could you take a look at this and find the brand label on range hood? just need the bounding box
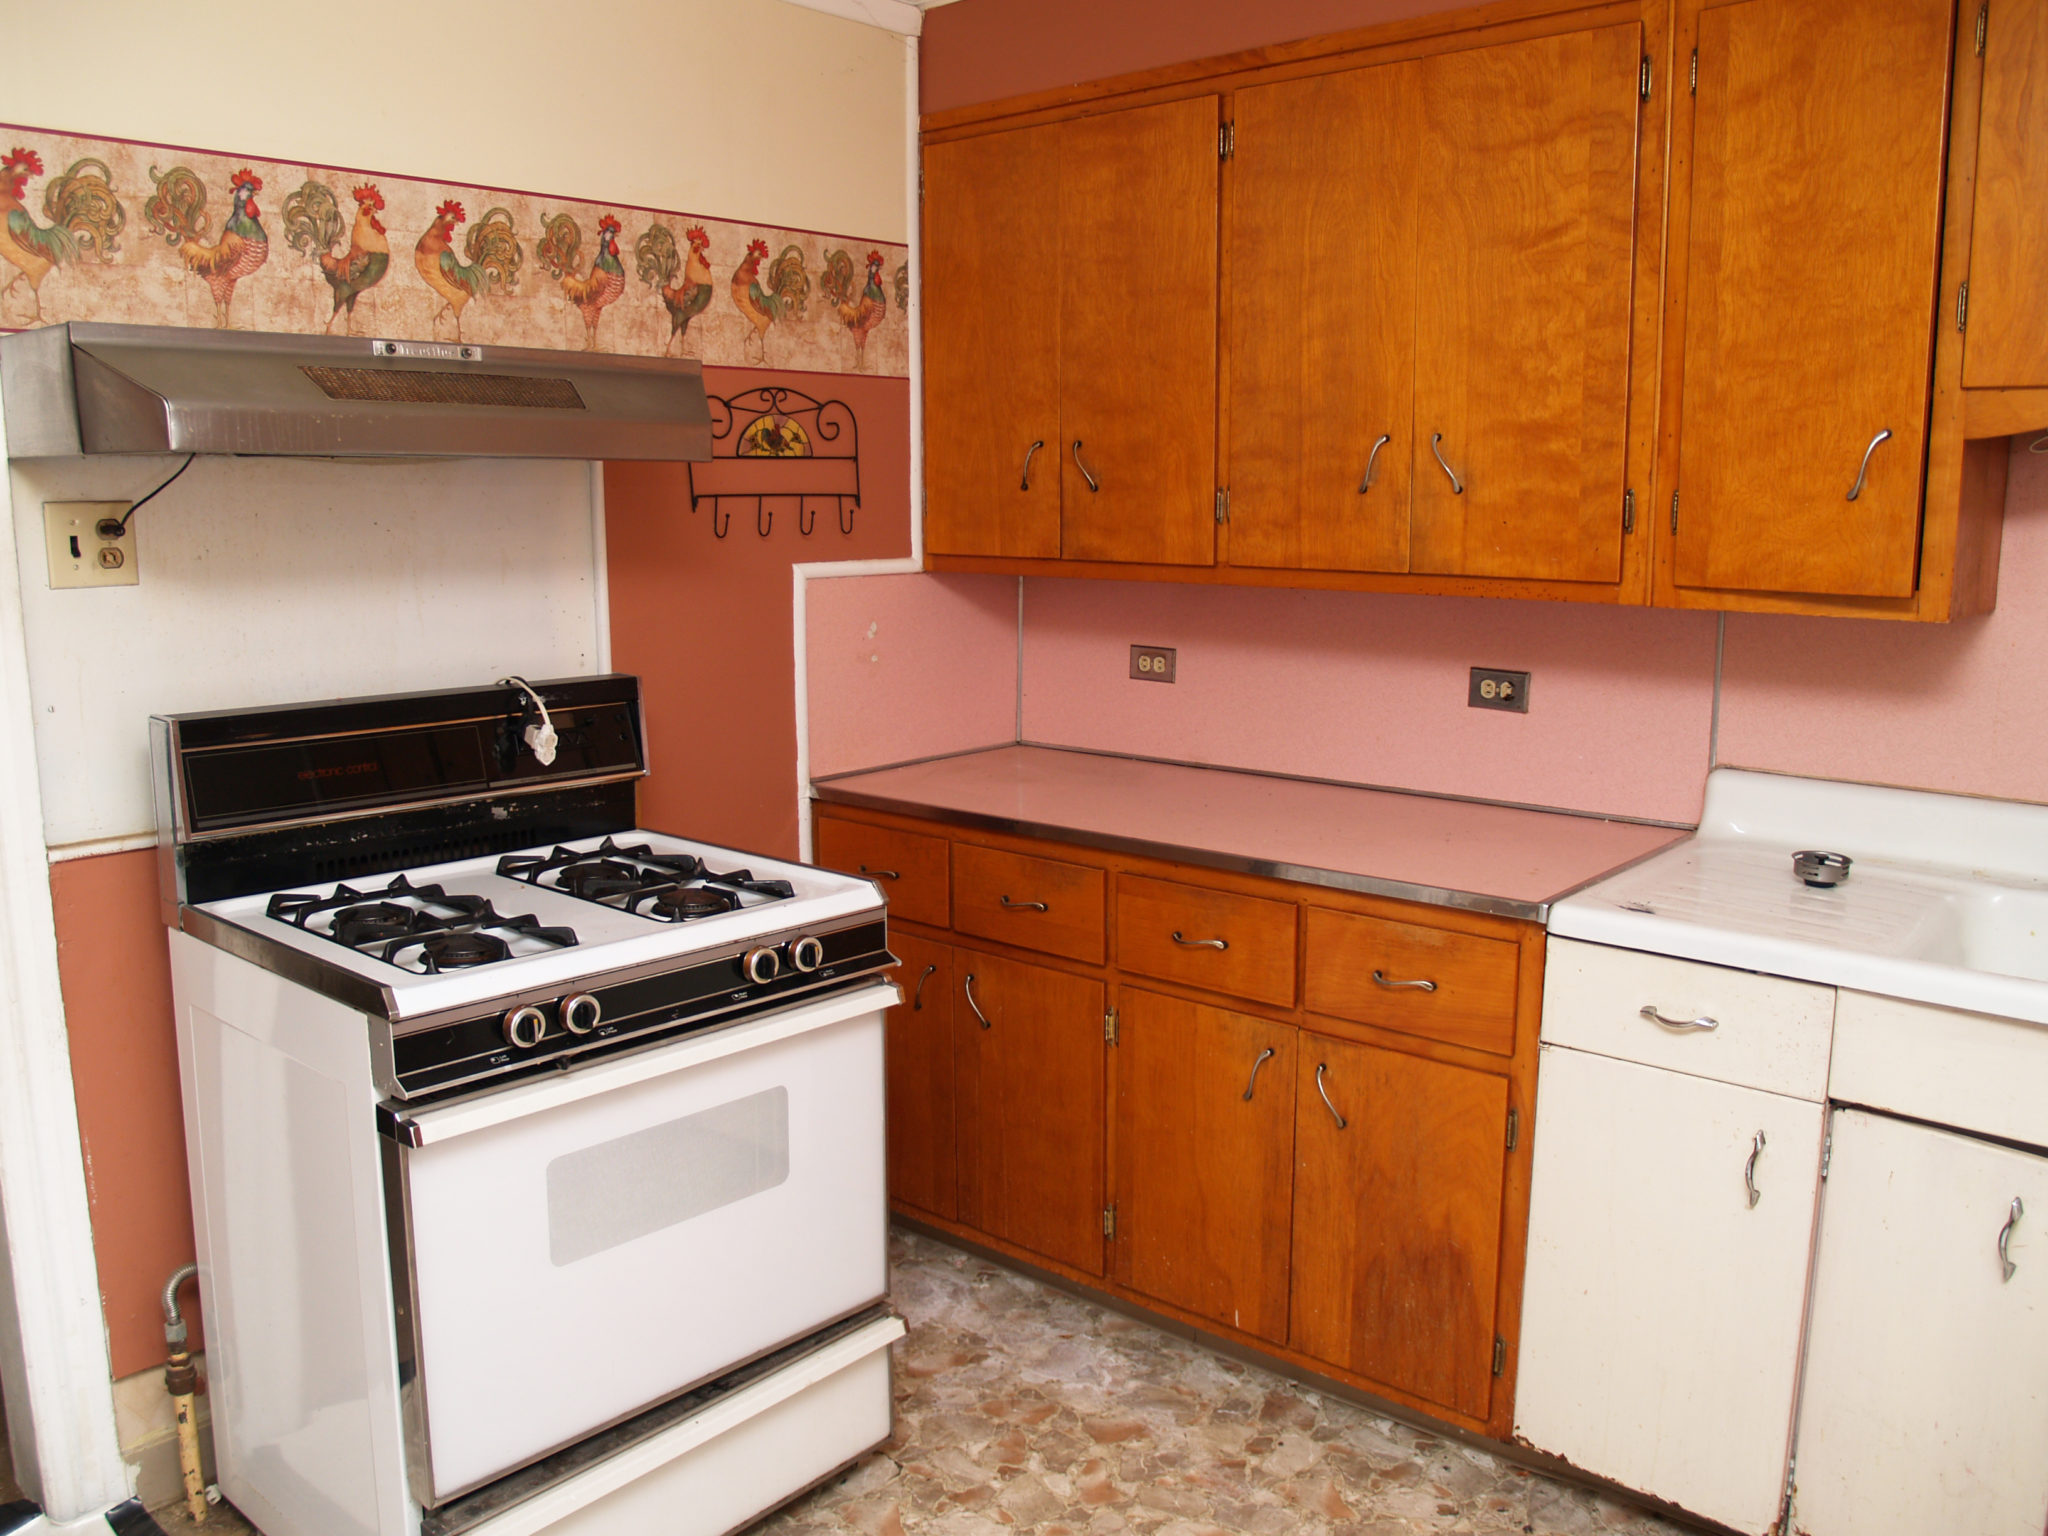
[373,339,483,362]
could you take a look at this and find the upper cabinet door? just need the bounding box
[1058,96,1221,566]
[923,122,1063,559]
[1965,0,2048,388]
[1229,62,1421,573]
[1411,24,1642,583]
[1673,0,1952,598]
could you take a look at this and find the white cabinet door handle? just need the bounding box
[1641,1005,1719,1032]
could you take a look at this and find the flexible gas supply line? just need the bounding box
[161,1263,208,1524]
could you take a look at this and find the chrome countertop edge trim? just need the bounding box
[810,784,1561,923]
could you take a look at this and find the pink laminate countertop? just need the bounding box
[812,747,1690,922]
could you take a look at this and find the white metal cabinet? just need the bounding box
[1790,1108,2048,1536]
[1515,1045,1825,1534]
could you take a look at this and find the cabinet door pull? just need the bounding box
[911,963,935,1011]
[999,894,1049,912]
[964,973,991,1030]
[1357,433,1391,494]
[1241,1046,1276,1101]
[1019,439,1045,491]
[1172,931,1228,950]
[1846,428,1892,501]
[1373,969,1437,993]
[1429,432,1465,495]
[1072,439,1101,493]
[2000,1195,2024,1282]
[1744,1129,1767,1209]
[1640,1005,1719,1032]
[1314,1062,1348,1129]
[857,864,900,881]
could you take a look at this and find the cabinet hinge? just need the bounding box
[1492,1336,1507,1376]
[1821,1129,1832,1180]
[1690,46,1698,94]
[1215,487,1231,524]
[1103,1204,1118,1240]
[1622,488,1635,535]
[1220,121,1236,159]
[1506,1107,1520,1152]
[1958,279,1971,332]
[1670,489,1680,535]
[1977,2,1989,55]
[918,167,925,205]
[1639,55,1653,100]
[1104,1007,1119,1045]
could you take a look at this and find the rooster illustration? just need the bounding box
[820,248,888,372]
[893,260,909,314]
[537,212,625,351]
[414,201,522,342]
[731,239,810,363]
[283,181,390,334]
[634,223,714,357]
[145,166,269,328]
[0,149,125,323]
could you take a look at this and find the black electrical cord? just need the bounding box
[116,453,196,532]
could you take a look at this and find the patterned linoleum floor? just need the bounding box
[148,1231,1695,1536]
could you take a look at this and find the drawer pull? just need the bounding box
[1372,969,1437,993]
[1744,1129,1766,1209]
[2000,1196,2024,1283]
[1640,1005,1719,1033]
[1019,438,1044,491]
[1000,894,1049,912]
[1357,433,1391,494]
[1314,1062,1348,1130]
[1241,1046,1275,1101]
[1172,931,1229,951]
[911,963,935,1011]
[1845,427,1892,502]
[964,973,991,1030]
[857,864,900,881]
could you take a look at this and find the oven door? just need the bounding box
[381,979,893,1507]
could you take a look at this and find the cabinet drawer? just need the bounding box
[952,843,1105,963]
[1542,939,1833,1102]
[1305,907,1519,1056]
[814,817,950,928]
[1116,875,1297,1006]
[1830,991,2048,1150]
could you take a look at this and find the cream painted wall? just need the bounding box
[8,0,910,244]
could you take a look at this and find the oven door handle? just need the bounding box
[385,978,900,1147]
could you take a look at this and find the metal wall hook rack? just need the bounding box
[687,387,863,540]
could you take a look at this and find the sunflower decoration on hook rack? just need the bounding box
[685,386,861,539]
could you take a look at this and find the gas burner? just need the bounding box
[378,906,578,975]
[557,859,651,901]
[332,902,425,947]
[268,874,485,931]
[270,875,578,971]
[498,838,796,921]
[636,884,740,921]
[414,931,510,970]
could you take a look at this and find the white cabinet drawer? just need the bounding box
[1831,991,2048,1149]
[1542,938,1833,1100]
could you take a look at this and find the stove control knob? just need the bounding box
[562,993,602,1035]
[790,936,825,973]
[502,1005,547,1050]
[744,946,782,985]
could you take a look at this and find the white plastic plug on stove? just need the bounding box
[500,675,559,766]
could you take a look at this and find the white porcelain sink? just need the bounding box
[1552,771,2048,1024]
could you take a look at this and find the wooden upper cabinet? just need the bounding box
[922,121,1063,559]
[1672,0,1953,598]
[1966,0,2048,389]
[1059,96,1221,566]
[1229,62,1421,573]
[1411,23,1642,584]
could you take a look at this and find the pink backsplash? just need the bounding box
[805,441,2048,825]
[805,572,1017,776]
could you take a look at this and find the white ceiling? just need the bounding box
[777,0,960,36]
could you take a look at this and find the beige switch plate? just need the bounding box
[44,501,137,588]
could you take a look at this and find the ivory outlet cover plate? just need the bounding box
[44,501,137,589]
[1131,645,1177,683]
[1469,667,1529,712]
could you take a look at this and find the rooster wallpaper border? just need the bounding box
[0,123,910,377]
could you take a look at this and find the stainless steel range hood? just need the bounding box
[0,322,712,461]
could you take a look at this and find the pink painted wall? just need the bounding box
[1018,581,1720,825]
[1716,442,2048,801]
[806,572,1017,778]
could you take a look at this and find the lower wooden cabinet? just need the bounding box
[1111,988,1296,1344]
[953,943,1107,1275]
[1290,1031,1512,1422]
[883,930,958,1221]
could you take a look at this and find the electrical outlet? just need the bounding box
[1469,667,1530,713]
[1130,645,1177,683]
[45,501,137,589]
